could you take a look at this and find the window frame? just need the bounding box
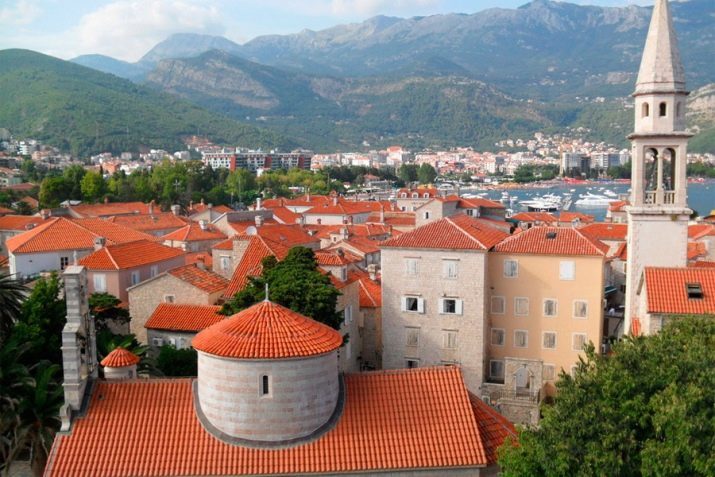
[442,259,458,279]
[573,300,588,319]
[503,259,518,278]
[401,296,425,314]
[490,327,505,347]
[543,364,556,381]
[405,258,419,277]
[559,260,575,281]
[543,298,558,318]
[572,332,587,351]
[490,296,506,315]
[489,360,505,381]
[131,270,141,286]
[405,326,420,347]
[442,329,458,350]
[542,331,557,350]
[514,329,529,348]
[514,297,530,316]
[439,298,463,315]
[93,273,107,292]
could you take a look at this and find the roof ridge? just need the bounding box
[445,216,486,249]
[573,228,607,256]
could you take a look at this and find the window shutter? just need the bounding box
[438,298,445,314]
[417,298,425,314]
[455,300,463,315]
[401,296,407,312]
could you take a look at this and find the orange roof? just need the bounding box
[644,267,715,315]
[45,366,504,476]
[6,218,155,254]
[193,300,342,359]
[269,206,301,224]
[511,212,557,224]
[366,212,416,226]
[263,195,331,208]
[688,241,708,260]
[608,200,629,212]
[0,206,15,214]
[167,264,228,294]
[381,215,508,251]
[580,222,628,241]
[0,215,45,231]
[458,197,505,209]
[184,252,213,268]
[314,223,391,240]
[468,393,517,463]
[223,236,290,298]
[145,303,224,332]
[315,250,362,266]
[397,187,438,198]
[251,223,318,247]
[162,222,226,242]
[79,240,185,270]
[304,201,376,216]
[692,261,715,268]
[212,237,234,250]
[688,223,715,240]
[100,348,139,367]
[189,203,232,215]
[558,211,595,224]
[70,201,151,217]
[352,270,382,308]
[494,226,608,256]
[108,213,188,232]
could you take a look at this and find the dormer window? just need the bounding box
[686,283,703,299]
[546,231,557,239]
[412,193,418,199]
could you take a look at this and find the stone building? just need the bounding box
[145,303,224,350]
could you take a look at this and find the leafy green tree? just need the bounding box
[62,165,87,200]
[499,315,715,477]
[226,169,257,204]
[223,247,343,330]
[398,164,419,183]
[88,292,131,334]
[156,346,198,376]
[38,177,70,208]
[0,271,26,344]
[80,171,106,203]
[0,340,33,470]
[417,163,437,184]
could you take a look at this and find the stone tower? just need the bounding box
[624,0,692,335]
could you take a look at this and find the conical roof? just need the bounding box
[193,301,342,359]
[635,0,686,94]
[100,347,140,368]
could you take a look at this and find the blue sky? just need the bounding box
[0,0,652,62]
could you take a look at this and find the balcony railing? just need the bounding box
[488,388,540,403]
[664,190,676,204]
[644,191,656,205]
[644,190,676,205]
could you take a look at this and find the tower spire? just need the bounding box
[635,0,686,95]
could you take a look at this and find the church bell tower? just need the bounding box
[624,0,692,335]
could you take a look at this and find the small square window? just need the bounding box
[543,364,556,381]
[491,296,505,314]
[490,360,505,380]
[131,271,141,286]
[514,330,528,348]
[406,327,420,347]
[405,258,419,276]
[443,330,458,349]
[504,259,518,278]
[164,295,175,303]
[442,260,458,279]
[440,298,462,315]
[491,328,505,346]
[560,261,575,280]
[543,299,558,317]
[573,300,588,319]
[515,297,529,316]
[60,256,70,270]
[406,358,420,369]
[572,333,587,351]
[543,331,557,349]
[402,296,423,313]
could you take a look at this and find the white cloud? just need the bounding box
[0,0,42,25]
[70,0,226,61]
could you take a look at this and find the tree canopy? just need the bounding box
[498,315,715,477]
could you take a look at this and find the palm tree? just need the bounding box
[0,269,27,344]
[0,340,33,474]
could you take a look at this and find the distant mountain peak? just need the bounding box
[138,33,242,65]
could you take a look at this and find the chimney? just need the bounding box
[93,236,106,250]
[189,200,193,211]
[341,227,349,240]
[379,204,385,223]
[367,264,377,281]
[208,203,213,210]
[199,219,208,231]
[104,197,109,204]
[255,214,264,227]
[148,200,155,216]
[333,196,338,206]
[256,198,262,211]
[171,204,181,216]
[196,255,206,271]
[40,209,50,220]
[200,198,205,205]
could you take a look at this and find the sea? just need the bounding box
[462,181,715,222]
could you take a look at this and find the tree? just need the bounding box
[398,164,419,183]
[223,247,343,330]
[89,292,130,334]
[498,315,715,477]
[225,169,256,205]
[0,271,26,344]
[0,340,33,471]
[156,345,197,376]
[80,171,106,203]
[62,165,87,200]
[38,177,69,208]
[417,163,437,184]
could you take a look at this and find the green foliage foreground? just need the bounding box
[498,315,715,477]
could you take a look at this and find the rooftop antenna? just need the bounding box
[264,283,270,302]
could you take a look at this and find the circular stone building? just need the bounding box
[100,347,139,380]
[192,300,343,445]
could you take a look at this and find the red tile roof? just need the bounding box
[315,250,362,266]
[193,300,343,359]
[304,201,376,216]
[0,206,15,214]
[689,223,714,240]
[458,197,505,209]
[6,218,155,254]
[46,366,503,476]
[108,213,188,233]
[692,261,715,268]
[468,393,517,463]
[644,267,715,315]
[0,215,45,231]
[494,226,608,256]
[608,200,629,212]
[314,223,391,240]
[688,242,708,260]
[269,206,301,224]
[251,224,318,247]
[579,222,628,241]
[381,214,508,251]
[161,222,226,242]
[189,203,232,215]
[79,240,185,270]
[510,212,558,224]
[212,237,234,250]
[167,264,228,294]
[69,201,151,217]
[558,211,595,224]
[352,270,382,308]
[145,304,224,332]
[223,236,290,298]
[184,252,213,268]
[366,212,416,226]
[263,195,331,209]
[100,348,139,367]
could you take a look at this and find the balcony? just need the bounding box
[485,387,540,404]
[644,190,676,206]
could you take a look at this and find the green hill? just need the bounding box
[0,49,296,157]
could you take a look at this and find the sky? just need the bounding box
[0,0,653,63]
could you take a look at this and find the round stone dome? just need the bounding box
[194,301,343,444]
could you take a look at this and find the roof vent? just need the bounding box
[546,231,557,240]
[686,283,703,299]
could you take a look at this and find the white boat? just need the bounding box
[574,193,620,207]
[603,190,618,198]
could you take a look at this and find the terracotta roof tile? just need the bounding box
[352,270,381,308]
[79,240,185,270]
[608,200,629,212]
[108,213,188,232]
[458,197,505,209]
[184,252,213,268]
[212,237,234,250]
[167,264,228,294]
[692,261,715,268]
[644,267,715,315]
[381,215,508,251]
[579,222,628,241]
[145,304,224,332]
[689,223,714,240]
[69,201,151,217]
[511,212,558,224]
[0,215,45,231]
[558,211,595,224]
[366,212,416,226]
[313,223,391,240]
[468,393,517,463]
[193,301,343,359]
[100,348,140,367]
[161,222,226,242]
[494,226,608,256]
[46,366,496,476]
[315,250,362,266]
[688,241,708,260]
[223,236,290,298]
[269,206,301,224]
[251,224,318,247]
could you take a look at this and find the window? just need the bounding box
[491,328,505,346]
[443,330,458,349]
[406,358,420,369]
[572,333,587,351]
[515,297,529,316]
[412,193,418,199]
[542,331,557,349]
[150,265,159,277]
[514,330,528,348]
[344,305,353,324]
[60,256,70,270]
[401,296,424,313]
[439,298,463,315]
[405,327,420,347]
[151,337,164,347]
[220,255,230,271]
[686,283,704,299]
[93,274,107,292]
[423,211,430,220]
[559,261,575,280]
[642,102,650,118]
[504,259,518,278]
[543,299,558,317]
[423,193,430,199]
[659,102,667,117]
[491,296,505,314]
[573,300,588,319]
[260,375,270,396]
[164,295,175,303]
[340,267,347,281]
[489,360,505,380]
[405,258,419,276]
[543,364,556,381]
[131,271,141,286]
[442,260,458,279]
